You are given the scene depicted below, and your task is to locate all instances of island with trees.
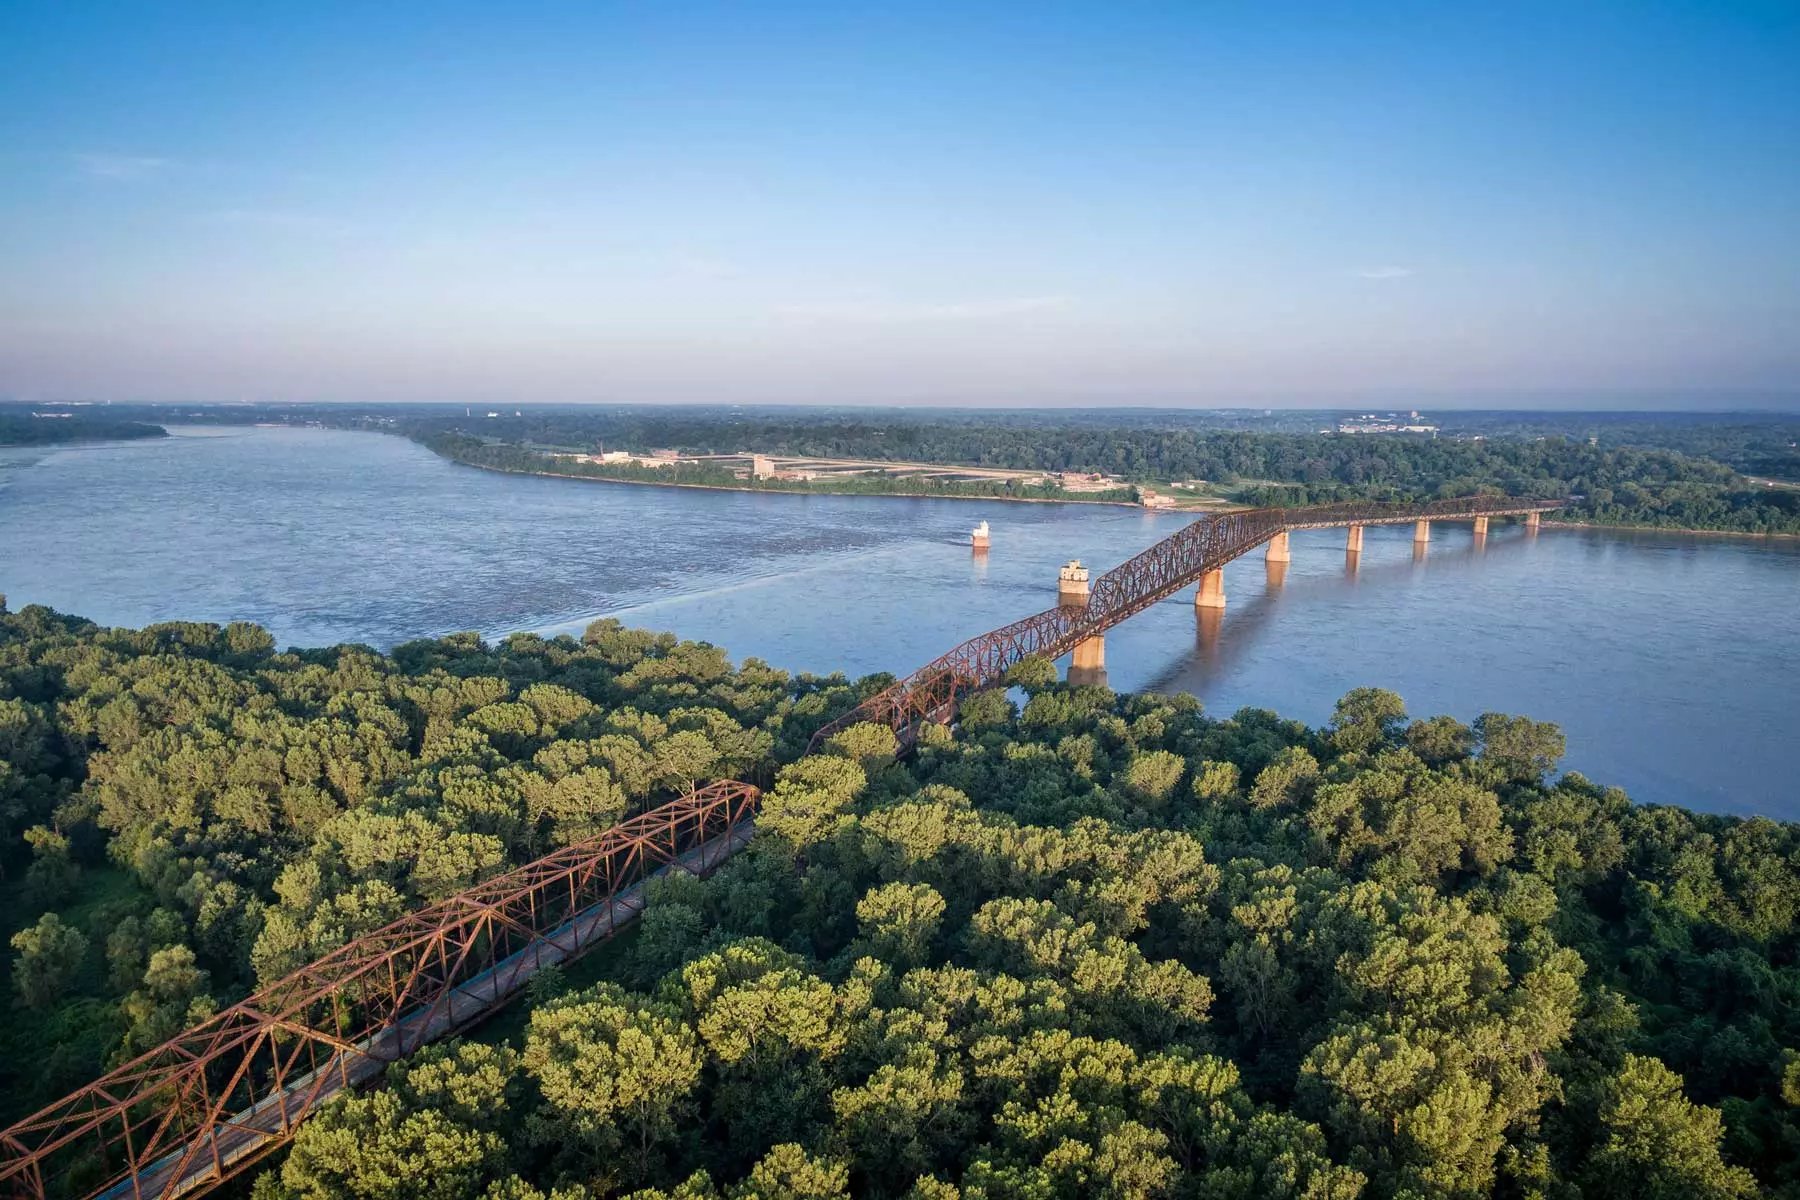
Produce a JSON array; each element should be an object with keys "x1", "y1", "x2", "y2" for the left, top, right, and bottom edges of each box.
[{"x1": 3, "y1": 596, "x2": 1799, "y2": 1197}]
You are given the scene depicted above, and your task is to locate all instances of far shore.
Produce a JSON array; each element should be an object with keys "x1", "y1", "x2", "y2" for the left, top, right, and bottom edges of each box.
[
  {"x1": 439, "y1": 453, "x2": 1799, "y2": 537},
  {"x1": 444, "y1": 457, "x2": 1162, "y2": 509},
  {"x1": 1539, "y1": 519, "x2": 1800, "y2": 540}
]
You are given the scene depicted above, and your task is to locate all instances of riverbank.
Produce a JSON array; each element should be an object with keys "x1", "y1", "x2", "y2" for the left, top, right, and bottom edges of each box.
[
  {"x1": 439, "y1": 455, "x2": 1158, "y2": 508},
  {"x1": 1541, "y1": 519, "x2": 1800, "y2": 540},
  {"x1": 442, "y1": 458, "x2": 1800, "y2": 531}
]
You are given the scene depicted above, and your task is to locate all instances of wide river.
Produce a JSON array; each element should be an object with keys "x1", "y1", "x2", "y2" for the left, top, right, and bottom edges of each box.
[{"x1": 2, "y1": 426, "x2": 1794, "y2": 819}]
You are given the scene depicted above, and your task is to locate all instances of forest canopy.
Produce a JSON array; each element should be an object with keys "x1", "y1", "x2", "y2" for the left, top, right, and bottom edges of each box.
[{"x1": 4, "y1": 600, "x2": 1799, "y2": 1196}]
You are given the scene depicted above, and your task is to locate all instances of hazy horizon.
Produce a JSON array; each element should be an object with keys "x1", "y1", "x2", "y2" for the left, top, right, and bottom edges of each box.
[{"x1": 3, "y1": 3, "x2": 1796, "y2": 408}]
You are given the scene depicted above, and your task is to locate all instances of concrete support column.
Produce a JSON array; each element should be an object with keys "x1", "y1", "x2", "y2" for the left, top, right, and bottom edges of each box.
[
  {"x1": 1195, "y1": 567, "x2": 1226, "y2": 610},
  {"x1": 1071, "y1": 636, "x2": 1105, "y2": 672},
  {"x1": 1525, "y1": 510, "x2": 1541, "y2": 532},
  {"x1": 1414, "y1": 519, "x2": 1431, "y2": 543},
  {"x1": 1265, "y1": 530, "x2": 1291, "y2": 563},
  {"x1": 1345, "y1": 525, "x2": 1364, "y2": 553},
  {"x1": 1059, "y1": 561, "x2": 1106, "y2": 686},
  {"x1": 1472, "y1": 515, "x2": 1489, "y2": 536}
]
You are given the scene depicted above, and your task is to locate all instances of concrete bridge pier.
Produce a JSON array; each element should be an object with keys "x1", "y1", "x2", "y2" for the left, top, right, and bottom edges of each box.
[
  {"x1": 1266, "y1": 558, "x2": 1288, "y2": 588},
  {"x1": 1265, "y1": 530, "x2": 1291, "y2": 563},
  {"x1": 1195, "y1": 567, "x2": 1226, "y2": 610},
  {"x1": 1526, "y1": 510, "x2": 1541, "y2": 534},
  {"x1": 1345, "y1": 525, "x2": 1364, "y2": 554},
  {"x1": 1413, "y1": 519, "x2": 1431, "y2": 543},
  {"x1": 1059, "y1": 561, "x2": 1107, "y2": 686},
  {"x1": 1472, "y1": 515, "x2": 1489, "y2": 536},
  {"x1": 1069, "y1": 637, "x2": 1108, "y2": 688}
]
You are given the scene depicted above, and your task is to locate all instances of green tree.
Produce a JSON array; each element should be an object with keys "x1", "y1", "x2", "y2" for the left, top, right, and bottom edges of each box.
[
  {"x1": 524, "y1": 984, "x2": 704, "y2": 1186},
  {"x1": 1473, "y1": 712, "x2": 1566, "y2": 784},
  {"x1": 1327, "y1": 688, "x2": 1408, "y2": 756},
  {"x1": 1003, "y1": 655, "x2": 1059, "y2": 694},
  {"x1": 10, "y1": 913, "x2": 89, "y2": 1010},
  {"x1": 855, "y1": 882, "x2": 947, "y2": 967},
  {"x1": 1582, "y1": 1055, "x2": 1757, "y2": 1199},
  {"x1": 22, "y1": 824, "x2": 78, "y2": 908},
  {"x1": 730, "y1": 1144, "x2": 850, "y2": 1200}
]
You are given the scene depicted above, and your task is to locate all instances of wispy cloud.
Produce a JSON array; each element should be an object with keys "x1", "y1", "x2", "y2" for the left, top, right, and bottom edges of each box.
[
  {"x1": 776, "y1": 294, "x2": 1073, "y2": 323},
  {"x1": 75, "y1": 153, "x2": 172, "y2": 180},
  {"x1": 1356, "y1": 265, "x2": 1413, "y2": 280}
]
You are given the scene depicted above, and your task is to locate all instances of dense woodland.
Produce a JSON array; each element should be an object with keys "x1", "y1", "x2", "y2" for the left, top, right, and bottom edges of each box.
[
  {"x1": 403, "y1": 413, "x2": 1800, "y2": 534},
  {"x1": 0, "y1": 414, "x2": 167, "y2": 447},
  {"x1": 4, "y1": 599, "x2": 1800, "y2": 1197}
]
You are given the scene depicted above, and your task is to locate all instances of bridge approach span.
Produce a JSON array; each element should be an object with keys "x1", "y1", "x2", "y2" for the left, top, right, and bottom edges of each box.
[{"x1": 0, "y1": 781, "x2": 761, "y2": 1200}]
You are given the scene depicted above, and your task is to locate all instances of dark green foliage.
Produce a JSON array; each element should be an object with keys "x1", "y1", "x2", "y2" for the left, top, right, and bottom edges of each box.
[
  {"x1": 0, "y1": 605, "x2": 845, "y2": 1124},
  {"x1": 6, "y1": 603, "x2": 1798, "y2": 1197}
]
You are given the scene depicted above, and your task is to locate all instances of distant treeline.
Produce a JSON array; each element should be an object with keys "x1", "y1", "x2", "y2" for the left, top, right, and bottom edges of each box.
[
  {"x1": 0, "y1": 414, "x2": 167, "y2": 447},
  {"x1": 420, "y1": 431, "x2": 1141, "y2": 504},
  {"x1": 407, "y1": 414, "x2": 1800, "y2": 533},
  {"x1": 34, "y1": 401, "x2": 1796, "y2": 532}
]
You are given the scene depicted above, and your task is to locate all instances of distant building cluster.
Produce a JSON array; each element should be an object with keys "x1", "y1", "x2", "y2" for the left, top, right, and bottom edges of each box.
[
  {"x1": 543, "y1": 449, "x2": 1155, "y2": 495},
  {"x1": 550, "y1": 450, "x2": 686, "y2": 470},
  {"x1": 1136, "y1": 487, "x2": 1179, "y2": 509},
  {"x1": 1330, "y1": 411, "x2": 1439, "y2": 435},
  {"x1": 1054, "y1": 471, "x2": 1123, "y2": 493}
]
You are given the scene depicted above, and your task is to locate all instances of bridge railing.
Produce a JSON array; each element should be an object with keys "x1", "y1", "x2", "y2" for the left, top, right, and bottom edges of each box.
[
  {"x1": 809, "y1": 496, "x2": 1564, "y2": 750},
  {"x1": 0, "y1": 781, "x2": 761, "y2": 1200}
]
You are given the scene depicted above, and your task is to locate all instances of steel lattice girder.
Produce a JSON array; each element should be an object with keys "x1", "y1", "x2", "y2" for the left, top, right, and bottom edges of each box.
[
  {"x1": 810, "y1": 496, "x2": 1564, "y2": 749},
  {"x1": 0, "y1": 781, "x2": 761, "y2": 1200}
]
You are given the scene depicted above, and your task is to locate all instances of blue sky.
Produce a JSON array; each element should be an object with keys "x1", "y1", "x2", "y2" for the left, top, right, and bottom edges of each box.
[{"x1": 1, "y1": 2, "x2": 1796, "y2": 407}]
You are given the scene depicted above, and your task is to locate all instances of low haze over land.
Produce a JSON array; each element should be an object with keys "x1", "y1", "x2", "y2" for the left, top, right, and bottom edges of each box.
[{"x1": 1, "y1": 2, "x2": 1796, "y2": 407}]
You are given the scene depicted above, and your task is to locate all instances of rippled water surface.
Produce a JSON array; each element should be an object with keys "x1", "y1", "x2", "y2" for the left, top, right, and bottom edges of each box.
[{"x1": 2, "y1": 426, "x2": 1795, "y2": 817}]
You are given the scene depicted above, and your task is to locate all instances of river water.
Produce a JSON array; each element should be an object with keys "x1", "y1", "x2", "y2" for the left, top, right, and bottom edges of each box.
[{"x1": 1, "y1": 426, "x2": 1794, "y2": 818}]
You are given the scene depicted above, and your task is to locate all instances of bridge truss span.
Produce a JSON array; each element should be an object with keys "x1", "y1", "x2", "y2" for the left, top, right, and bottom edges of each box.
[
  {"x1": 0, "y1": 781, "x2": 761, "y2": 1200},
  {"x1": 812, "y1": 495, "x2": 1564, "y2": 750}
]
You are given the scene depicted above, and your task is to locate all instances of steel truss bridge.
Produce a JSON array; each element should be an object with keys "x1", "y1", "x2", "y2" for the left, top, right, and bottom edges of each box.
[
  {"x1": 0, "y1": 494, "x2": 1563, "y2": 1200},
  {"x1": 0, "y1": 782, "x2": 761, "y2": 1200},
  {"x1": 809, "y1": 494, "x2": 1564, "y2": 751}
]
